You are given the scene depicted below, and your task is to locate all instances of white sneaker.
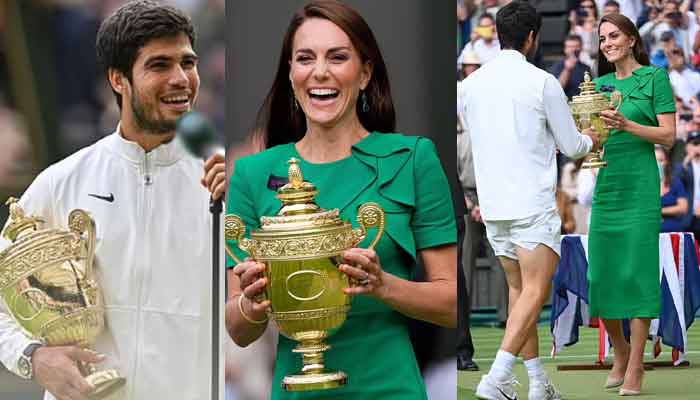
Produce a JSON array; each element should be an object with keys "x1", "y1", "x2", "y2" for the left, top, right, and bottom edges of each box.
[
  {"x1": 475, "y1": 374, "x2": 520, "y2": 400},
  {"x1": 528, "y1": 378, "x2": 562, "y2": 400}
]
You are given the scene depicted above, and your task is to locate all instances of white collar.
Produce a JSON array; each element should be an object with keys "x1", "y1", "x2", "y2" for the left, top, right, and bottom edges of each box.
[
  {"x1": 498, "y1": 49, "x2": 526, "y2": 61},
  {"x1": 105, "y1": 122, "x2": 185, "y2": 165}
]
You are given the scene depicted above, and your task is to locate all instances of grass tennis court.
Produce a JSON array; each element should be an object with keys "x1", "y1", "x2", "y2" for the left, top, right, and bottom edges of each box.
[{"x1": 458, "y1": 322, "x2": 700, "y2": 399}]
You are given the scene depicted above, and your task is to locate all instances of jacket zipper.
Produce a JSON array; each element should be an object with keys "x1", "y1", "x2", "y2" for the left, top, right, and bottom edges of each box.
[
  {"x1": 130, "y1": 152, "x2": 153, "y2": 397},
  {"x1": 144, "y1": 153, "x2": 153, "y2": 185}
]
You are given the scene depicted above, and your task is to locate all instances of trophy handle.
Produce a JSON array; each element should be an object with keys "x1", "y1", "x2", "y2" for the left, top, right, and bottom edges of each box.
[
  {"x1": 68, "y1": 210, "x2": 96, "y2": 279},
  {"x1": 353, "y1": 203, "x2": 385, "y2": 250},
  {"x1": 224, "y1": 214, "x2": 253, "y2": 264},
  {"x1": 609, "y1": 91, "x2": 623, "y2": 111}
]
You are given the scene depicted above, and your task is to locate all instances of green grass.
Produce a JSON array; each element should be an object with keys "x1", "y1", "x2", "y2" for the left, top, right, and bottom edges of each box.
[{"x1": 458, "y1": 322, "x2": 700, "y2": 399}]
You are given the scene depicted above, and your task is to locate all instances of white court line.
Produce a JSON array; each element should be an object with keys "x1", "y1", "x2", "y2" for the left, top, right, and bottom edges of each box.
[{"x1": 473, "y1": 351, "x2": 700, "y2": 363}]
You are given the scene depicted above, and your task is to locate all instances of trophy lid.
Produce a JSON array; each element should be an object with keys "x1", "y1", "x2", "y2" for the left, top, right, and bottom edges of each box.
[
  {"x1": 258, "y1": 158, "x2": 344, "y2": 232},
  {"x1": 570, "y1": 71, "x2": 608, "y2": 105},
  {"x1": 1, "y1": 198, "x2": 43, "y2": 242}
]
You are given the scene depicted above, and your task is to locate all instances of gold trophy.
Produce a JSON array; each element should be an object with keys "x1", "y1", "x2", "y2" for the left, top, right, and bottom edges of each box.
[
  {"x1": 225, "y1": 158, "x2": 385, "y2": 392},
  {"x1": 0, "y1": 198, "x2": 125, "y2": 399},
  {"x1": 569, "y1": 71, "x2": 623, "y2": 169}
]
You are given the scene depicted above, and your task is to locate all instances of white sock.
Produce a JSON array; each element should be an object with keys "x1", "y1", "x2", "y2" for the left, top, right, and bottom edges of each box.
[
  {"x1": 489, "y1": 350, "x2": 516, "y2": 382},
  {"x1": 524, "y1": 357, "x2": 547, "y2": 382}
]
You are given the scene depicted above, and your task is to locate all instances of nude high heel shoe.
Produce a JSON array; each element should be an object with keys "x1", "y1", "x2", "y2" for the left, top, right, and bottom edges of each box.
[{"x1": 605, "y1": 377, "x2": 624, "y2": 389}]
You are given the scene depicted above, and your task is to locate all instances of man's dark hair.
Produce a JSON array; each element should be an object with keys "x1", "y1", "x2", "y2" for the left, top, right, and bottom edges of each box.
[
  {"x1": 479, "y1": 13, "x2": 495, "y2": 24},
  {"x1": 496, "y1": 1, "x2": 542, "y2": 51},
  {"x1": 565, "y1": 34, "x2": 583, "y2": 45},
  {"x1": 96, "y1": 0, "x2": 195, "y2": 109},
  {"x1": 604, "y1": 0, "x2": 620, "y2": 9}
]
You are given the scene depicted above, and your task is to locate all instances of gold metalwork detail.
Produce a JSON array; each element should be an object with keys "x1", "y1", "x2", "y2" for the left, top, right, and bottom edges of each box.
[
  {"x1": 224, "y1": 158, "x2": 386, "y2": 391},
  {"x1": 285, "y1": 270, "x2": 326, "y2": 301},
  {"x1": 568, "y1": 71, "x2": 624, "y2": 169},
  {"x1": 250, "y1": 229, "x2": 356, "y2": 260},
  {"x1": 272, "y1": 305, "x2": 350, "y2": 321},
  {"x1": 288, "y1": 158, "x2": 304, "y2": 189},
  {"x1": 261, "y1": 209, "x2": 340, "y2": 227},
  {"x1": 0, "y1": 201, "x2": 125, "y2": 397},
  {"x1": 354, "y1": 202, "x2": 385, "y2": 249}
]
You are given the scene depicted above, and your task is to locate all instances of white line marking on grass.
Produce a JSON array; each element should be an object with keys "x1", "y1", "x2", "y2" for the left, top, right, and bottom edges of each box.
[{"x1": 473, "y1": 351, "x2": 700, "y2": 363}]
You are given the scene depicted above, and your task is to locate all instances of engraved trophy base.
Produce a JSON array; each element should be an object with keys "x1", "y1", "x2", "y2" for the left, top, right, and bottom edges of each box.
[
  {"x1": 86, "y1": 369, "x2": 126, "y2": 400},
  {"x1": 581, "y1": 157, "x2": 607, "y2": 169},
  {"x1": 581, "y1": 150, "x2": 607, "y2": 169},
  {"x1": 281, "y1": 340, "x2": 347, "y2": 391},
  {"x1": 281, "y1": 371, "x2": 347, "y2": 392}
]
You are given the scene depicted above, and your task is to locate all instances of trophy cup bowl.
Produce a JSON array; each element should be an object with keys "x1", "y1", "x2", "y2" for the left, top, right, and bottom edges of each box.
[
  {"x1": 225, "y1": 158, "x2": 385, "y2": 392},
  {"x1": 0, "y1": 198, "x2": 125, "y2": 399},
  {"x1": 569, "y1": 71, "x2": 623, "y2": 169}
]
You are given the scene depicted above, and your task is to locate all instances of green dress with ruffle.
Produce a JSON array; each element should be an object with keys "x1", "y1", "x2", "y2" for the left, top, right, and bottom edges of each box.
[
  {"x1": 227, "y1": 132, "x2": 456, "y2": 399},
  {"x1": 588, "y1": 66, "x2": 676, "y2": 318}
]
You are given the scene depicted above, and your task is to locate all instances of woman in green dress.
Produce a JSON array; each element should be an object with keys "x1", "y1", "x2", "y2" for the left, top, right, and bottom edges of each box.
[
  {"x1": 224, "y1": 1, "x2": 457, "y2": 399},
  {"x1": 589, "y1": 13, "x2": 676, "y2": 396}
]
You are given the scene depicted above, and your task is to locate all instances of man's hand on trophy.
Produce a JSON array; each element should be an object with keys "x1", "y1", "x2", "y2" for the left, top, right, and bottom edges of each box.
[
  {"x1": 32, "y1": 345, "x2": 103, "y2": 400},
  {"x1": 600, "y1": 109, "x2": 628, "y2": 132},
  {"x1": 340, "y1": 248, "x2": 388, "y2": 299},
  {"x1": 232, "y1": 259, "x2": 271, "y2": 315},
  {"x1": 581, "y1": 127, "x2": 601, "y2": 153},
  {"x1": 201, "y1": 153, "x2": 226, "y2": 200}
]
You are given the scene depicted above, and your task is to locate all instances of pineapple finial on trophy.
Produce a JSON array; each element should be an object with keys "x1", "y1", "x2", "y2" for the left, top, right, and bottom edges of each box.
[
  {"x1": 578, "y1": 71, "x2": 597, "y2": 96},
  {"x1": 277, "y1": 158, "x2": 320, "y2": 215},
  {"x1": 2, "y1": 197, "x2": 44, "y2": 242},
  {"x1": 288, "y1": 157, "x2": 304, "y2": 189}
]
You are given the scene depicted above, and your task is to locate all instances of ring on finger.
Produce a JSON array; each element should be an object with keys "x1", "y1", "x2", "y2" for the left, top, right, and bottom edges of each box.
[{"x1": 359, "y1": 273, "x2": 371, "y2": 286}]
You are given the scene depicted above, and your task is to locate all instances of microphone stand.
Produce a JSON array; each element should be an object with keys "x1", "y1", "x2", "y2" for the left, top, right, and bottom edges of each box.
[{"x1": 210, "y1": 196, "x2": 222, "y2": 400}]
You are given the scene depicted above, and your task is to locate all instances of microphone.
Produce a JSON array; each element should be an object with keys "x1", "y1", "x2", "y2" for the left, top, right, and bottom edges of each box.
[
  {"x1": 177, "y1": 111, "x2": 224, "y2": 400},
  {"x1": 176, "y1": 111, "x2": 224, "y2": 159}
]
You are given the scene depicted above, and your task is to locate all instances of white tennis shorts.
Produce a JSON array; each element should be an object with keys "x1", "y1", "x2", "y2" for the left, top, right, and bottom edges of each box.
[{"x1": 484, "y1": 209, "x2": 561, "y2": 260}]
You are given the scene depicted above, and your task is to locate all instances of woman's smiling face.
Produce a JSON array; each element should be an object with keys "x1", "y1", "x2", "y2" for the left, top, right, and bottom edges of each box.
[
  {"x1": 289, "y1": 18, "x2": 372, "y2": 129},
  {"x1": 599, "y1": 21, "x2": 635, "y2": 64}
]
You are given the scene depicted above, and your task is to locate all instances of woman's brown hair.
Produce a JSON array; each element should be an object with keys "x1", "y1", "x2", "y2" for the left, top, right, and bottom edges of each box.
[
  {"x1": 596, "y1": 13, "x2": 650, "y2": 77},
  {"x1": 255, "y1": 0, "x2": 395, "y2": 148}
]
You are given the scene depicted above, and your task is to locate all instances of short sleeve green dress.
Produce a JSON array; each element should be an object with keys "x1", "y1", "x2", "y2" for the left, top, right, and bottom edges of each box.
[
  {"x1": 226, "y1": 132, "x2": 456, "y2": 399},
  {"x1": 588, "y1": 66, "x2": 676, "y2": 319}
]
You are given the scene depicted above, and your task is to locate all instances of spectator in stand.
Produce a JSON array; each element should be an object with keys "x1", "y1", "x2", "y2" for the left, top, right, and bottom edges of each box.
[
  {"x1": 679, "y1": 130, "x2": 700, "y2": 239},
  {"x1": 651, "y1": 30, "x2": 679, "y2": 68},
  {"x1": 596, "y1": 0, "x2": 642, "y2": 23},
  {"x1": 602, "y1": 0, "x2": 621, "y2": 15},
  {"x1": 640, "y1": 0, "x2": 693, "y2": 64},
  {"x1": 668, "y1": 47, "x2": 700, "y2": 108},
  {"x1": 570, "y1": 0, "x2": 600, "y2": 68},
  {"x1": 657, "y1": 145, "x2": 690, "y2": 232},
  {"x1": 557, "y1": 190, "x2": 577, "y2": 234},
  {"x1": 459, "y1": 13, "x2": 500, "y2": 65},
  {"x1": 577, "y1": 161, "x2": 598, "y2": 233},
  {"x1": 469, "y1": 0, "x2": 502, "y2": 31},
  {"x1": 551, "y1": 34, "x2": 593, "y2": 99},
  {"x1": 458, "y1": 51, "x2": 482, "y2": 80}
]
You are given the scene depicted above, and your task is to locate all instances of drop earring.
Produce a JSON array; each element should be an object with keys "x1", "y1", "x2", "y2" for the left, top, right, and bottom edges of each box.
[
  {"x1": 291, "y1": 90, "x2": 299, "y2": 111},
  {"x1": 361, "y1": 91, "x2": 369, "y2": 113}
]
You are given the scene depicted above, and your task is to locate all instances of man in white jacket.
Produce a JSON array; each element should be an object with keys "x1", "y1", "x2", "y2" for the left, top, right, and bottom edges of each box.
[
  {"x1": 0, "y1": 1, "x2": 225, "y2": 399},
  {"x1": 462, "y1": 2, "x2": 599, "y2": 400}
]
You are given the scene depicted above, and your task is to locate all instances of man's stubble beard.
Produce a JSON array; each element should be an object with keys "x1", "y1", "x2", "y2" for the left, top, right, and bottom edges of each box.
[{"x1": 131, "y1": 86, "x2": 178, "y2": 135}]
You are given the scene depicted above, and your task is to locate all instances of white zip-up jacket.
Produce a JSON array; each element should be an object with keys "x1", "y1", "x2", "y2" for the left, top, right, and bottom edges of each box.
[
  {"x1": 462, "y1": 50, "x2": 592, "y2": 221},
  {"x1": 0, "y1": 128, "x2": 213, "y2": 399}
]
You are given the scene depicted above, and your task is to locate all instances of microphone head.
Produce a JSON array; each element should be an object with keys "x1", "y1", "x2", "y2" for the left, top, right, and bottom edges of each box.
[{"x1": 176, "y1": 111, "x2": 216, "y2": 158}]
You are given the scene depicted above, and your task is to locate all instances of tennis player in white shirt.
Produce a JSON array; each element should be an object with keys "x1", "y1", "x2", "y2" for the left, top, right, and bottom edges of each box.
[{"x1": 460, "y1": 2, "x2": 600, "y2": 399}]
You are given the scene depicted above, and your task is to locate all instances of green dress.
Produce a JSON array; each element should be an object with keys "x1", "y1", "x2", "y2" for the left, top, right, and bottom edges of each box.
[
  {"x1": 588, "y1": 66, "x2": 676, "y2": 318},
  {"x1": 226, "y1": 132, "x2": 456, "y2": 399}
]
